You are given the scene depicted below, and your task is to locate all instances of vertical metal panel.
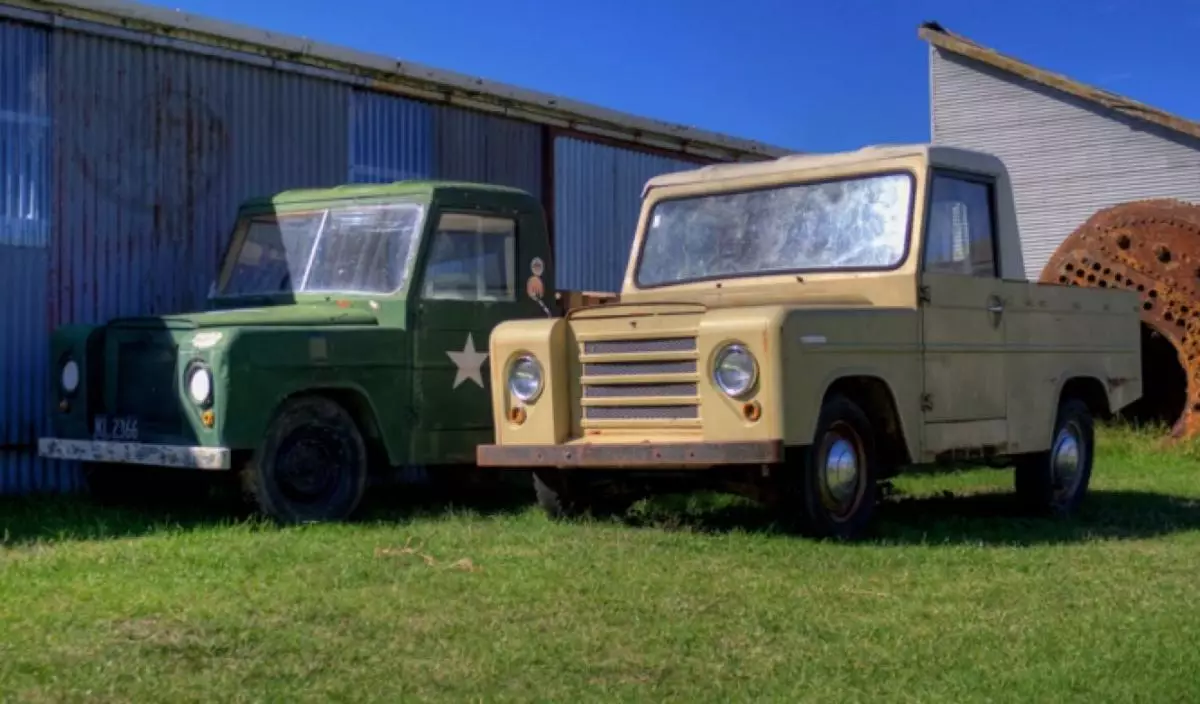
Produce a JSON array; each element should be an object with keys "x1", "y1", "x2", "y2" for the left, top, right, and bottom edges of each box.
[
  {"x1": 434, "y1": 105, "x2": 542, "y2": 196},
  {"x1": 930, "y1": 47, "x2": 1200, "y2": 279},
  {"x1": 0, "y1": 19, "x2": 49, "y2": 248},
  {"x1": 349, "y1": 89, "x2": 433, "y2": 183},
  {"x1": 0, "y1": 20, "x2": 68, "y2": 493},
  {"x1": 0, "y1": 28, "x2": 351, "y2": 495},
  {"x1": 554, "y1": 137, "x2": 698, "y2": 291},
  {"x1": 51, "y1": 28, "x2": 350, "y2": 327}
]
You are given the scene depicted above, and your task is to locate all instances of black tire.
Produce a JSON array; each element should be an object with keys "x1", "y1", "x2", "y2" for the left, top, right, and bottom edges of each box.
[
  {"x1": 533, "y1": 470, "x2": 634, "y2": 520},
  {"x1": 789, "y1": 394, "x2": 879, "y2": 540},
  {"x1": 1014, "y1": 397, "x2": 1094, "y2": 516},
  {"x1": 242, "y1": 395, "x2": 369, "y2": 524}
]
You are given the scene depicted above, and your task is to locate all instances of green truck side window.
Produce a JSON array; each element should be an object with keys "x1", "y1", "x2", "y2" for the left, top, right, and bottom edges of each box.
[{"x1": 422, "y1": 212, "x2": 517, "y2": 301}]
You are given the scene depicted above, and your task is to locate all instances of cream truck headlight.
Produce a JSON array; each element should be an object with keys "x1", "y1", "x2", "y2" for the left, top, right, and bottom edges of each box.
[
  {"x1": 186, "y1": 363, "x2": 213, "y2": 406},
  {"x1": 60, "y1": 359, "x2": 80, "y2": 394},
  {"x1": 508, "y1": 354, "x2": 544, "y2": 403},
  {"x1": 713, "y1": 343, "x2": 758, "y2": 398}
]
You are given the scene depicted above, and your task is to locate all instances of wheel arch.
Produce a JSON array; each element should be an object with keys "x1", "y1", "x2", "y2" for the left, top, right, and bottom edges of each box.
[
  {"x1": 1057, "y1": 375, "x2": 1112, "y2": 421},
  {"x1": 820, "y1": 375, "x2": 913, "y2": 470},
  {"x1": 271, "y1": 385, "x2": 396, "y2": 469}
]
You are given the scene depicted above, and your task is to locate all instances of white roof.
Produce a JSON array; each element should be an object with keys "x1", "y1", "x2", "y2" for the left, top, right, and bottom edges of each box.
[{"x1": 643, "y1": 143, "x2": 1008, "y2": 191}]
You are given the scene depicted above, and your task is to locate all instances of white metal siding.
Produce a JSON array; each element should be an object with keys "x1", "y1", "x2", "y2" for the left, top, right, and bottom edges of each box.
[{"x1": 930, "y1": 47, "x2": 1200, "y2": 279}]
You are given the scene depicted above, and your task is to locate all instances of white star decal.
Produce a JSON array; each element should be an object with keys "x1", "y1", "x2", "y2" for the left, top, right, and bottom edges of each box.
[{"x1": 446, "y1": 333, "x2": 489, "y2": 389}]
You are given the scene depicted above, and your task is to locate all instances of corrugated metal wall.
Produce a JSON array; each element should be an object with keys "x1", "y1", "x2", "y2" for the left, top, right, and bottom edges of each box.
[
  {"x1": 52, "y1": 29, "x2": 350, "y2": 325},
  {"x1": 0, "y1": 19, "x2": 66, "y2": 492},
  {"x1": 349, "y1": 90, "x2": 433, "y2": 183},
  {"x1": 0, "y1": 11, "x2": 732, "y2": 495},
  {"x1": 930, "y1": 47, "x2": 1200, "y2": 279},
  {"x1": 434, "y1": 106, "x2": 542, "y2": 197},
  {"x1": 553, "y1": 136, "x2": 699, "y2": 291}
]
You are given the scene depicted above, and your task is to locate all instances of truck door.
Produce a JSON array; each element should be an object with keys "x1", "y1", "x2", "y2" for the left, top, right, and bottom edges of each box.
[
  {"x1": 410, "y1": 208, "x2": 549, "y2": 464},
  {"x1": 919, "y1": 170, "x2": 1009, "y2": 454}
]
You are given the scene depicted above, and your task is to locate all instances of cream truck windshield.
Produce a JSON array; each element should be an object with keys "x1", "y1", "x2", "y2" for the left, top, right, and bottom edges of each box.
[{"x1": 634, "y1": 172, "x2": 914, "y2": 288}]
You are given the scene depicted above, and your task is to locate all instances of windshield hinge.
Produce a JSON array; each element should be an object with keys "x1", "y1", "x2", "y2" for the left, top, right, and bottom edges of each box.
[
  {"x1": 917, "y1": 285, "x2": 931, "y2": 305},
  {"x1": 921, "y1": 393, "x2": 934, "y2": 412}
]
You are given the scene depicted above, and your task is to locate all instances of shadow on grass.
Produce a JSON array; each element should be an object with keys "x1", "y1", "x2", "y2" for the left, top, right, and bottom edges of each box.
[
  {"x1": 618, "y1": 488, "x2": 1200, "y2": 546},
  {"x1": 0, "y1": 471, "x2": 535, "y2": 548}
]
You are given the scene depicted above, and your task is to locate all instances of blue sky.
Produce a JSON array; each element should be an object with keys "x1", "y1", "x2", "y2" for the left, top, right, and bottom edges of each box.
[{"x1": 151, "y1": 0, "x2": 1198, "y2": 153}]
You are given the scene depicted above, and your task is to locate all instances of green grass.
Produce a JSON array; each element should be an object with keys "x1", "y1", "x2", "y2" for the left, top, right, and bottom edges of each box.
[{"x1": 3, "y1": 424, "x2": 1200, "y2": 703}]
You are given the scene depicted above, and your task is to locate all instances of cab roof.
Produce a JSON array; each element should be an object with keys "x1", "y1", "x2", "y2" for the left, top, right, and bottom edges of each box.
[
  {"x1": 239, "y1": 179, "x2": 534, "y2": 211},
  {"x1": 641, "y1": 143, "x2": 1008, "y2": 194}
]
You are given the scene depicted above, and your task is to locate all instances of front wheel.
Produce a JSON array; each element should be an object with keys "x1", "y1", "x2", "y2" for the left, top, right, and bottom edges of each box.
[
  {"x1": 1014, "y1": 398, "x2": 1094, "y2": 515},
  {"x1": 788, "y1": 394, "x2": 879, "y2": 540},
  {"x1": 241, "y1": 395, "x2": 370, "y2": 524}
]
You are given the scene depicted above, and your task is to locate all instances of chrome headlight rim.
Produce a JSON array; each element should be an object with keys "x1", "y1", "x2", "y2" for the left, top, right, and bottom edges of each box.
[
  {"x1": 712, "y1": 342, "x2": 758, "y2": 398},
  {"x1": 507, "y1": 353, "x2": 544, "y2": 404},
  {"x1": 60, "y1": 358, "x2": 80, "y2": 395},
  {"x1": 185, "y1": 360, "x2": 214, "y2": 407}
]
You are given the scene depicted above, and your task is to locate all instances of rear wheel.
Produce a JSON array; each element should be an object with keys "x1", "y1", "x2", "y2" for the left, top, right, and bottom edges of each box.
[
  {"x1": 788, "y1": 394, "x2": 879, "y2": 540},
  {"x1": 1014, "y1": 397, "x2": 1094, "y2": 515},
  {"x1": 242, "y1": 395, "x2": 369, "y2": 524}
]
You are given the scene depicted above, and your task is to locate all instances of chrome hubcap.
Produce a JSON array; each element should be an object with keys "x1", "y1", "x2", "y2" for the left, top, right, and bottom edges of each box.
[
  {"x1": 1050, "y1": 421, "x2": 1085, "y2": 500},
  {"x1": 820, "y1": 423, "x2": 863, "y2": 519}
]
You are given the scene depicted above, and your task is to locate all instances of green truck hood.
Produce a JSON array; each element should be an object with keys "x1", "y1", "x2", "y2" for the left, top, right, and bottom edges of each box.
[{"x1": 110, "y1": 305, "x2": 379, "y2": 330}]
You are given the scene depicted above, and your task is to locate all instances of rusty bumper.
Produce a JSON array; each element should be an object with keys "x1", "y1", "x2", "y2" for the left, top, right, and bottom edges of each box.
[{"x1": 476, "y1": 440, "x2": 782, "y2": 469}]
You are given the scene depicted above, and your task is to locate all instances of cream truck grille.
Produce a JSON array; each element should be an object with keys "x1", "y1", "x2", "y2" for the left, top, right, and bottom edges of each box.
[{"x1": 578, "y1": 336, "x2": 701, "y2": 425}]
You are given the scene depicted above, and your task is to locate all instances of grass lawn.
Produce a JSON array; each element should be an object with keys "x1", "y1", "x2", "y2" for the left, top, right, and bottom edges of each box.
[{"x1": 2, "y1": 425, "x2": 1200, "y2": 703}]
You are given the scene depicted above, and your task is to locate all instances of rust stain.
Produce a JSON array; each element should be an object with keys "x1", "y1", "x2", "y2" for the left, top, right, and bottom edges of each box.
[{"x1": 1040, "y1": 198, "x2": 1200, "y2": 439}]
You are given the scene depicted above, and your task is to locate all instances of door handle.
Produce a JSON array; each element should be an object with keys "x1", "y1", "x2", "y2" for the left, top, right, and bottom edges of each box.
[{"x1": 987, "y1": 299, "x2": 1004, "y2": 314}]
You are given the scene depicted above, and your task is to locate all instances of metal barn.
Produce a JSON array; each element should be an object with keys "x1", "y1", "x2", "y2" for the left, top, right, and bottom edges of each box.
[
  {"x1": 923, "y1": 22, "x2": 1200, "y2": 280},
  {"x1": 0, "y1": 0, "x2": 791, "y2": 494},
  {"x1": 923, "y1": 22, "x2": 1200, "y2": 435}
]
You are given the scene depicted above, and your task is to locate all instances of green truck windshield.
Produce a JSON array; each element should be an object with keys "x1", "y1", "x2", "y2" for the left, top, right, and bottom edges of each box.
[{"x1": 218, "y1": 201, "x2": 428, "y2": 297}]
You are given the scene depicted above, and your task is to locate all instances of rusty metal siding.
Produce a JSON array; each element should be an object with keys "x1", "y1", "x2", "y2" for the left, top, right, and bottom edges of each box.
[
  {"x1": 0, "y1": 20, "x2": 69, "y2": 492},
  {"x1": 349, "y1": 89, "x2": 433, "y2": 183},
  {"x1": 433, "y1": 106, "x2": 542, "y2": 197},
  {"x1": 930, "y1": 47, "x2": 1200, "y2": 279},
  {"x1": 51, "y1": 28, "x2": 350, "y2": 326},
  {"x1": 554, "y1": 137, "x2": 699, "y2": 292}
]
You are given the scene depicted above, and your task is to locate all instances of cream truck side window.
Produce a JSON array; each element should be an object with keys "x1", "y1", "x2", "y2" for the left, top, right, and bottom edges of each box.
[{"x1": 923, "y1": 173, "x2": 998, "y2": 278}]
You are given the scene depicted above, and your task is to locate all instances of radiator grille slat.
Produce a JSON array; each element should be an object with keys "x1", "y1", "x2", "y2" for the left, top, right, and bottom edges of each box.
[{"x1": 577, "y1": 335, "x2": 701, "y2": 424}]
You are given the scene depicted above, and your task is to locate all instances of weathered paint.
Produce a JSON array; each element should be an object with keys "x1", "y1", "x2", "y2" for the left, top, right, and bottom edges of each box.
[
  {"x1": 929, "y1": 47, "x2": 1200, "y2": 278},
  {"x1": 434, "y1": 105, "x2": 541, "y2": 199},
  {"x1": 52, "y1": 29, "x2": 350, "y2": 326},
  {"x1": 349, "y1": 89, "x2": 433, "y2": 183},
  {"x1": 553, "y1": 137, "x2": 701, "y2": 292}
]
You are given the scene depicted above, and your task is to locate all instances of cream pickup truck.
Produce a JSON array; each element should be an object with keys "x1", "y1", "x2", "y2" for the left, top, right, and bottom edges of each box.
[{"x1": 476, "y1": 144, "x2": 1142, "y2": 540}]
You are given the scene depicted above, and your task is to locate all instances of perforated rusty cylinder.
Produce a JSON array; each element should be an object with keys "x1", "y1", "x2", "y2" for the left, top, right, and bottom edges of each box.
[{"x1": 1039, "y1": 199, "x2": 1200, "y2": 439}]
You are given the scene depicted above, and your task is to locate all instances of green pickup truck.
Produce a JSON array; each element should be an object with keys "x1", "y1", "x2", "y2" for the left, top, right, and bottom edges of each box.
[{"x1": 38, "y1": 180, "x2": 575, "y2": 523}]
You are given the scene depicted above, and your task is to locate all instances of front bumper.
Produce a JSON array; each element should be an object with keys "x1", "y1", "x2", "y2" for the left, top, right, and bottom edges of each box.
[
  {"x1": 38, "y1": 437, "x2": 231, "y2": 470},
  {"x1": 476, "y1": 439, "x2": 782, "y2": 469}
]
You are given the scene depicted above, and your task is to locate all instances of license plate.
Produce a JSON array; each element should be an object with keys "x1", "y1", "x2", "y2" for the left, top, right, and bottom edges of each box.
[{"x1": 93, "y1": 415, "x2": 139, "y2": 442}]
